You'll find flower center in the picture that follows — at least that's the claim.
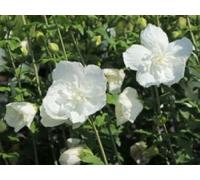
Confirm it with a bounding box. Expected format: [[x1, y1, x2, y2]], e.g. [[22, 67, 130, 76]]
[[75, 91, 85, 102], [153, 53, 165, 65]]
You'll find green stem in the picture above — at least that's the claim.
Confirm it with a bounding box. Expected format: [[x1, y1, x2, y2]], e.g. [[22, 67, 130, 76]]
[[31, 132, 39, 164], [89, 117, 108, 165], [48, 129, 58, 165], [187, 17, 198, 52], [42, 16, 57, 66], [22, 15, 42, 97], [21, 16, 41, 165], [156, 15, 160, 26], [70, 32, 85, 65], [43, 15, 48, 26], [107, 124, 121, 164], [52, 16, 68, 59], [154, 86, 176, 164]]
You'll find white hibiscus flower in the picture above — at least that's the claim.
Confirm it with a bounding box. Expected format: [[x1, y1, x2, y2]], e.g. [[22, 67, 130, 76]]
[[115, 87, 143, 125], [59, 146, 83, 165], [103, 68, 125, 94], [4, 102, 37, 132], [40, 61, 107, 127], [123, 24, 193, 87]]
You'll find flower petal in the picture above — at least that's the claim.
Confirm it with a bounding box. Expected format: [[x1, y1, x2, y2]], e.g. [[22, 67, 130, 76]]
[[136, 71, 158, 88], [70, 111, 87, 124], [103, 68, 125, 94], [4, 102, 37, 132], [40, 105, 70, 127], [80, 65, 107, 115], [115, 87, 143, 125], [123, 45, 151, 71], [165, 37, 193, 85], [141, 24, 169, 53], [59, 146, 83, 165], [167, 37, 193, 62], [52, 61, 84, 82]]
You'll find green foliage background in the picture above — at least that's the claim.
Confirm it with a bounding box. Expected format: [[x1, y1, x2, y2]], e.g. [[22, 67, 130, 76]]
[[0, 15, 200, 165]]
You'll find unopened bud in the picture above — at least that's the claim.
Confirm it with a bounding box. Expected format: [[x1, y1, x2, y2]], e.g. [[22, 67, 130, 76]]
[[172, 31, 182, 39], [178, 17, 187, 29], [36, 31, 45, 43], [136, 17, 147, 29], [20, 40, 29, 56], [48, 42, 59, 53]]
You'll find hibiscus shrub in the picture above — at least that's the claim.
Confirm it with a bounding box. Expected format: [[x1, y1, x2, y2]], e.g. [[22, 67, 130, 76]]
[[0, 15, 200, 165]]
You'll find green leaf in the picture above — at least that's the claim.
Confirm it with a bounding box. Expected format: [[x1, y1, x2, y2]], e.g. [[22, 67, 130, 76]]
[[0, 120, 7, 133], [81, 154, 104, 165], [106, 93, 118, 105]]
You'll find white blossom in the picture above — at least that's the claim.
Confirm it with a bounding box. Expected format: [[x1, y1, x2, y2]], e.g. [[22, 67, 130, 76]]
[[40, 61, 107, 127], [115, 87, 143, 125], [103, 68, 125, 94], [123, 24, 193, 87], [59, 146, 83, 165], [4, 102, 37, 132]]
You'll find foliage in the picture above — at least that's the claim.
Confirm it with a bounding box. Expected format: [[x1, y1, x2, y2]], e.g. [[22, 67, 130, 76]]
[[0, 15, 200, 165]]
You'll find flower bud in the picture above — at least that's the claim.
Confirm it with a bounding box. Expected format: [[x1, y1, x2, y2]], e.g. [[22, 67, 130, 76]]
[[136, 17, 147, 29], [127, 22, 133, 32], [20, 40, 29, 56], [48, 42, 59, 53], [92, 35, 101, 46], [36, 31, 45, 43], [178, 17, 187, 29], [59, 146, 83, 165], [130, 142, 159, 164], [130, 141, 147, 164], [172, 31, 182, 39]]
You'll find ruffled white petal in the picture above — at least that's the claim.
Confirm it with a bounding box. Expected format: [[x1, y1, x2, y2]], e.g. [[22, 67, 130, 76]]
[[103, 69, 125, 94], [164, 37, 193, 85], [141, 24, 169, 54], [167, 37, 193, 61], [81, 65, 107, 116], [52, 61, 84, 82], [123, 45, 151, 71], [40, 105, 70, 127], [136, 71, 158, 88], [115, 87, 143, 125], [4, 102, 37, 132]]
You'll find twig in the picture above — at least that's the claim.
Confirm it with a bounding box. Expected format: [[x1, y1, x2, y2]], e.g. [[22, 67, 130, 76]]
[[88, 117, 108, 165]]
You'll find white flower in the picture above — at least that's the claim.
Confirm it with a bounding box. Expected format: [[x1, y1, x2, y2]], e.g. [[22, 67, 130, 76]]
[[40, 61, 107, 127], [4, 102, 37, 132], [103, 68, 125, 94], [0, 48, 6, 71], [115, 87, 143, 125], [59, 146, 83, 165], [123, 24, 193, 87]]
